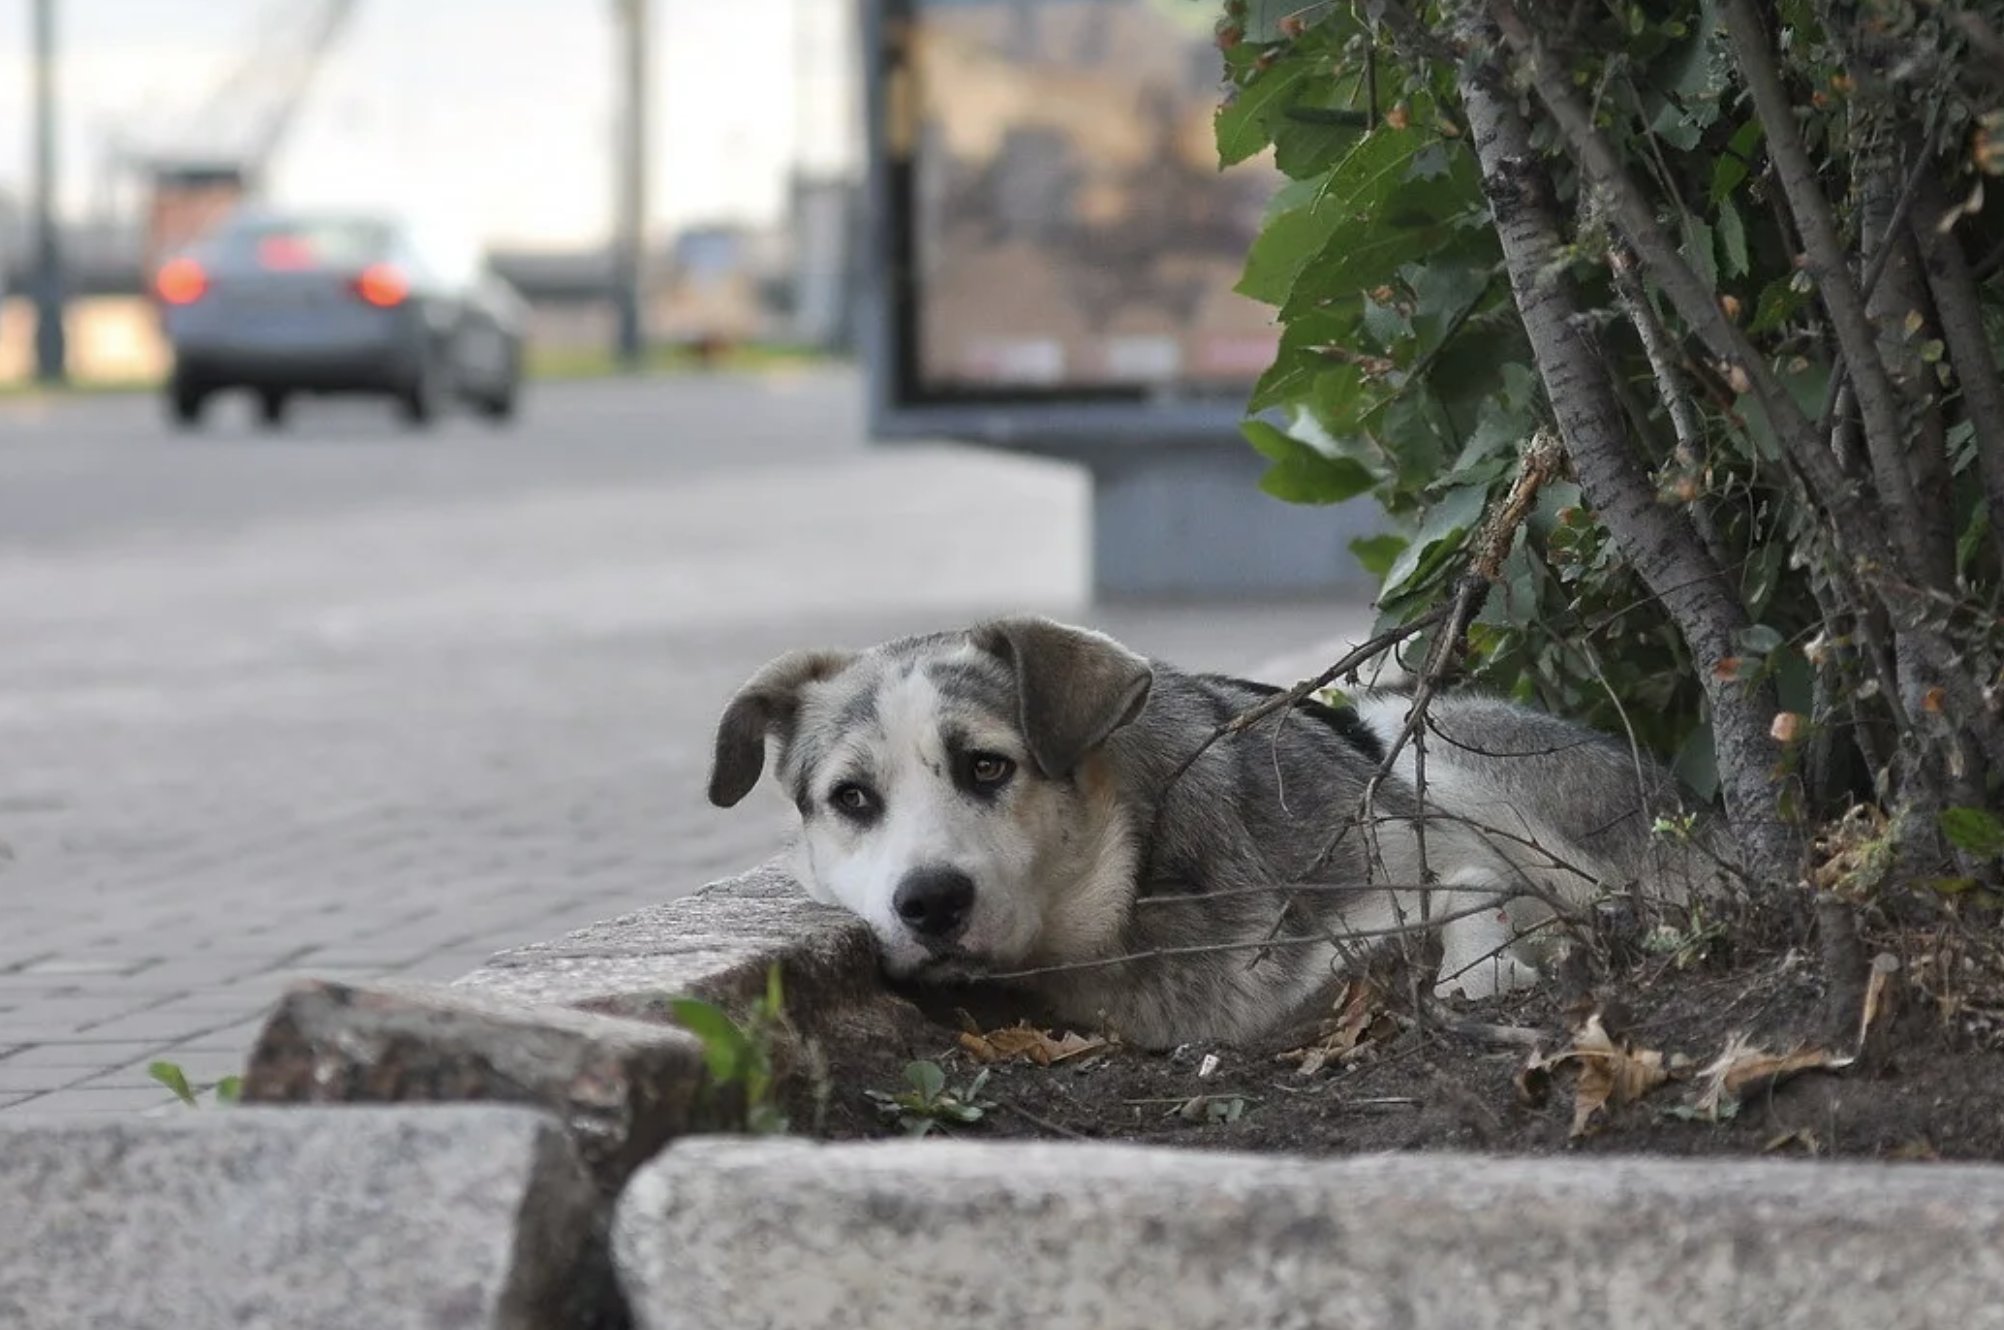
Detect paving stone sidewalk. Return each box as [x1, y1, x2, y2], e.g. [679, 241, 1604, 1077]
[0, 374, 1366, 1115]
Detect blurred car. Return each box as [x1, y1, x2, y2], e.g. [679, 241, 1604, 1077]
[152, 209, 527, 430]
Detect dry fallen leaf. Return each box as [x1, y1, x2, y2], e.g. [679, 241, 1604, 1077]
[957, 1022, 1105, 1067]
[1763, 1126, 1822, 1155]
[1513, 1014, 1668, 1137]
[1857, 953, 1900, 1050]
[1770, 711, 1805, 744]
[1690, 1032, 1849, 1121]
[1275, 981, 1389, 1076]
[1566, 1013, 1669, 1138]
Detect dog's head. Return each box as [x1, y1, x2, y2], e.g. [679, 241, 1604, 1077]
[708, 616, 1153, 979]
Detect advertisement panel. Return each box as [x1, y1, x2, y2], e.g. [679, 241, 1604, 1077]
[867, 0, 1277, 447]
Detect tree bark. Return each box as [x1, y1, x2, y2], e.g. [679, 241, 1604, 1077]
[1484, 0, 2004, 777]
[1454, 34, 1799, 886]
[1912, 174, 2004, 573]
[1721, 0, 1946, 592]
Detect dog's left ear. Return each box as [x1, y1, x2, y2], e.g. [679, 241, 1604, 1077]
[709, 649, 855, 808]
[973, 617, 1153, 779]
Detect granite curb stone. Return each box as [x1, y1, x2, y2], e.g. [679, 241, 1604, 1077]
[0, 1106, 606, 1330]
[242, 978, 709, 1185]
[615, 1138, 2004, 1330]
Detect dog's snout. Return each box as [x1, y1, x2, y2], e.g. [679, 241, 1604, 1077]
[893, 867, 975, 941]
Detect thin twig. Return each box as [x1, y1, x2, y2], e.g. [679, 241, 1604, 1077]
[985, 901, 1506, 982]
[994, 1096, 1089, 1140]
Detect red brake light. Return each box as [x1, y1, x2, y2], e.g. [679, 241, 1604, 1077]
[353, 263, 410, 308]
[154, 257, 208, 306]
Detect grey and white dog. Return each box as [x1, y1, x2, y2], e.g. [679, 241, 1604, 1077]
[709, 616, 1723, 1048]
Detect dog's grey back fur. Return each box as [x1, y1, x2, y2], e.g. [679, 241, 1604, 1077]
[1002, 671, 1722, 1045]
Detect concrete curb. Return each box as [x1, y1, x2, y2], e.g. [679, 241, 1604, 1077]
[242, 978, 710, 1186]
[0, 1106, 606, 1330]
[454, 858, 875, 1017]
[240, 861, 902, 1183]
[616, 1137, 2004, 1330]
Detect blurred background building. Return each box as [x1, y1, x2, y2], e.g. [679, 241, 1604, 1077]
[0, 0, 864, 385]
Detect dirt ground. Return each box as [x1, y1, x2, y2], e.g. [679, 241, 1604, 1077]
[790, 897, 2004, 1163]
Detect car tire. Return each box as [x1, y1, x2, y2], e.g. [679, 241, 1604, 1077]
[167, 379, 208, 431]
[474, 379, 519, 424]
[398, 348, 443, 429]
[257, 391, 290, 430]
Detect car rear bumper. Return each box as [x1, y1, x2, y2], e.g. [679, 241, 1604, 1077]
[171, 343, 417, 393]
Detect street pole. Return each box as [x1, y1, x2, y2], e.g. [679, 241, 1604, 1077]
[613, 0, 650, 370]
[30, 0, 67, 385]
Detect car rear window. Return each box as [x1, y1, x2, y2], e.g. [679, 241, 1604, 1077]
[216, 219, 393, 268]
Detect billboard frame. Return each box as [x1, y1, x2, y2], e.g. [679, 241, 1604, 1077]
[859, 0, 1258, 454]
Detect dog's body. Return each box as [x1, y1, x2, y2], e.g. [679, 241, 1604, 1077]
[710, 617, 1727, 1048]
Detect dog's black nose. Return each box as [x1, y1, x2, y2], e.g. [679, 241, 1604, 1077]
[893, 867, 975, 941]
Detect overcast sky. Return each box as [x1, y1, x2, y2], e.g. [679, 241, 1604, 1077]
[0, 0, 855, 248]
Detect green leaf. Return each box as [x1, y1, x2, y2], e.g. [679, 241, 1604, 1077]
[1272, 80, 1369, 178]
[1381, 483, 1486, 598]
[904, 1060, 947, 1103]
[1712, 119, 1764, 204]
[1940, 807, 2004, 858]
[1245, 308, 1355, 412]
[763, 963, 785, 1018]
[1717, 197, 1749, 278]
[1241, 419, 1303, 463]
[1216, 59, 1310, 167]
[1748, 277, 1807, 333]
[1259, 452, 1379, 504]
[1359, 294, 1414, 349]
[1958, 503, 1991, 578]
[1276, 131, 1484, 318]
[149, 1061, 198, 1107]
[1350, 533, 1410, 577]
[1672, 723, 1720, 803]
[1734, 624, 1784, 656]
[667, 998, 748, 1085]
[1406, 261, 1490, 349]
[213, 1075, 243, 1105]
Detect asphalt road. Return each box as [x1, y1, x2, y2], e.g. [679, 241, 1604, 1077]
[0, 370, 1365, 1115]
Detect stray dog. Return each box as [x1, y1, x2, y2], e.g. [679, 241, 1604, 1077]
[709, 616, 1725, 1048]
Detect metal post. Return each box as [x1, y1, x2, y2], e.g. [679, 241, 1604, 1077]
[30, 0, 67, 385]
[612, 0, 650, 370]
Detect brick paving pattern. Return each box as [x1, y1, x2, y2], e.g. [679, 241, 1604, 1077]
[0, 372, 1356, 1114]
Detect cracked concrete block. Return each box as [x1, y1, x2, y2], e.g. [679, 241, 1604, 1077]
[0, 1106, 606, 1330]
[243, 978, 707, 1184]
[616, 1138, 2004, 1330]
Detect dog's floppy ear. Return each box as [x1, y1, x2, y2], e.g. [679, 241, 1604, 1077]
[709, 649, 854, 808]
[973, 617, 1153, 779]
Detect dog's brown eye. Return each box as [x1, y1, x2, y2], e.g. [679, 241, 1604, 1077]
[969, 754, 1015, 787]
[831, 783, 876, 816]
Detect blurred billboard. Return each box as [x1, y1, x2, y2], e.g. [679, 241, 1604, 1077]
[866, 0, 1277, 447]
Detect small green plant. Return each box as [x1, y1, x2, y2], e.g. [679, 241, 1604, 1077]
[148, 1061, 241, 1108]
[1640, 905, 1730, 971]
[668, 965, 794, 1134]
[865, 1060, 997, 1137]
